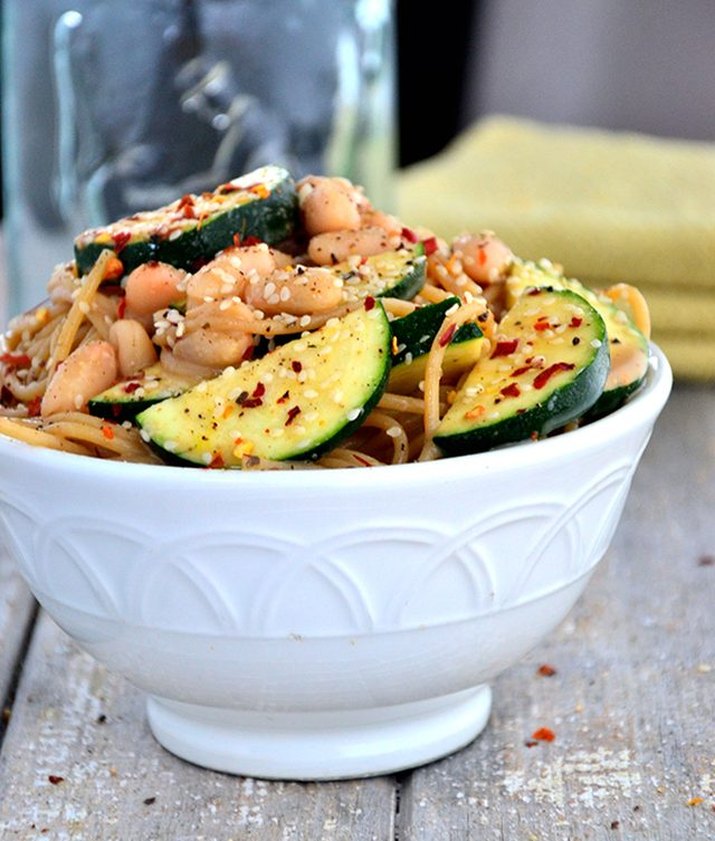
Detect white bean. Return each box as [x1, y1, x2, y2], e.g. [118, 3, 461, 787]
[108, 319, 158, 377]
[308, 226, 402, 266]
[41, 341, 118, 416]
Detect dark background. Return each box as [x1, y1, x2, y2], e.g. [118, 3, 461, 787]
[396, 0, 477, 167]
[2, 1, 713, 208]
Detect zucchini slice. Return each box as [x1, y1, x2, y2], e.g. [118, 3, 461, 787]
[506, 259, 649, 417]
[433, 288, 609, 455]
[332, 249, 426, 304]
[88, 363, 199, 422]
[388, 297, 487, 394]
[74, 166, 298, 275]
[136, 303, 392, 466]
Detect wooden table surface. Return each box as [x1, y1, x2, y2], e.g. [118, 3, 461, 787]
[0, 380, 712, 840]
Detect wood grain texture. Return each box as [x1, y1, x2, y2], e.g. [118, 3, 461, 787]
[398, 384, 715, 840]
[0, 385, 712, 841]
[0, 546, 36, 716]
[0, 610, 396, 840]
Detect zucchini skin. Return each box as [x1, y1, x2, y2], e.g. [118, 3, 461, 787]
[88, 364, 197, 423]
[388, 297, 486, 394]
[434, 289, 610, 456]
[136, 304, 392, 467]
[334, 249, 426, 303]
[506, 259, 648, 416]
[74, 167, 298, 275]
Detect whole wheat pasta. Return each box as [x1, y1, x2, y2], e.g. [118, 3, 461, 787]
[0, 187, 523, 469]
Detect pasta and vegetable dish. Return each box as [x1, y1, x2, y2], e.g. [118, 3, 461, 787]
[0, 166, 651, 469]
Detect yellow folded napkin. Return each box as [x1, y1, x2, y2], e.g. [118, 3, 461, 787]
[397, 115, 715, 380]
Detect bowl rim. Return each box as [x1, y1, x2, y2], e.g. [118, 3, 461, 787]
[0, 343, 672, 487]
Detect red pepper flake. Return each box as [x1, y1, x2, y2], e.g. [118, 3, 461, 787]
[533, 317, 553, 332]
[477, 245, 487, 266]
[569, 316, 583, 328]
[123, 381, 141, 394]
[101, 424, 115, 441]
[48, 775, 65, 785]
[533, 362, 575, 390]
[421, 236, 438, 255]
[177, 194, 194, 209]
[208, 452, 225, 469]
[364, 296, 376, 311]
[491, 339, 519, 358]
[117, 296, 127, 319]
[291, 360, 303, 373]
[400, 226, 418, 243]
[537, 663, 557, 677]
[512, 364, 535, 377]
[26, 397, 42, 417]
[112, 231, 131, 252]
[277, 390, 290, 404]
[0, 352, 32, 368]
[500, 383, 521, 399]
[232, 233, 262, 248]
[531, 726, 556, 742]
[236, 386, 264, 409]
[285, 406, 302, 426]
[353, 454, 372, 467]
[439, 323, 457, 347]
[527, 287, 543, 296]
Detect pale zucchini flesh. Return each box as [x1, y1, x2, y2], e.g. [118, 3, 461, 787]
[506, 259, 648, 415]
[434, 288, 609, 454]
[88, 363, 198, 422]
[74, 165, 298, 275]
[136, 303, 392, 466]
[388, 297, 487, 394]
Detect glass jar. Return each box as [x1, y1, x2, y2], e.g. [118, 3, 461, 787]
[2, 0, 396, 315]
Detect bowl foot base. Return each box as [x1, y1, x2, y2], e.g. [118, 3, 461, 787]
[146, 684, 492, 780]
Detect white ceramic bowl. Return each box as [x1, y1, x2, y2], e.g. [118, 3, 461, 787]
[0, 347, 671, 780]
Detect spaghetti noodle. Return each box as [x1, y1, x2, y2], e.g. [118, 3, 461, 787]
[0, 173, 565, 468]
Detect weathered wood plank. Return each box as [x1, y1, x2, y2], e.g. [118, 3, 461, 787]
[398, 384, 715, 840]
[0, 610, 396, 840]
[0, 545, 37, 716]
[1, 385, 712, 840]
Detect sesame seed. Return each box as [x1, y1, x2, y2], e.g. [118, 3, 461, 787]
[346, 407, 362, 421]
[386, 426, 401, 438]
